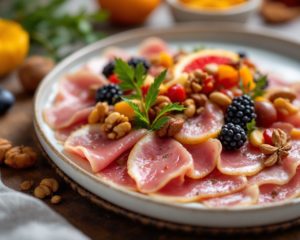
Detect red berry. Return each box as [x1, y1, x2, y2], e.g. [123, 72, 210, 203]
[141, 85, 150, 96]
[263, 128, 274, 145]
[108, 74, 121, 84]
[167, 84, 186, 102]
[202, 76, 215, 94]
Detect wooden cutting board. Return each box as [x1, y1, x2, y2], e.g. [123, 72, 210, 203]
[1, 74, 300, 240]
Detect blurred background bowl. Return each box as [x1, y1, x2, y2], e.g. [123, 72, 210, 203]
[167, 0, 261, 22]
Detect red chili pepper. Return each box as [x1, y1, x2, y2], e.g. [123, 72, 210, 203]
[166, 84, 186, 102]
[263, 128, 274, 145]
[108, 74, 121, 84]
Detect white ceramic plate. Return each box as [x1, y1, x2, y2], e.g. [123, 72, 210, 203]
[34, 23, 300, 228]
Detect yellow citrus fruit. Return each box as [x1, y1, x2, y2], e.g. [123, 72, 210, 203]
[0, 19, 29, 76]
[98, 0, 161, 26]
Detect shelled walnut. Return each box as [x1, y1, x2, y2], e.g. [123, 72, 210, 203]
[149, 96, 171, 120]
[102, 112, 132, 139]
[185, 70, 207, 94]
[5, 146, 37, 169]
[88, 102, 109, 124]
[0, 138, 12, 164]
[157, 117, 184, 137]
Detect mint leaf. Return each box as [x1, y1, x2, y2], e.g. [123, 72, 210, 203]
[145, 70, 167, 111]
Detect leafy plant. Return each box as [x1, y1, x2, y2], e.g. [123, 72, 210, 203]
[114, 59, 185, 130]
[0, 0, 107, 61]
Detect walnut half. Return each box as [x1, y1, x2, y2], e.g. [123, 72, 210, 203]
[157, 117, 184, 137]
[102, 112, 132, 140]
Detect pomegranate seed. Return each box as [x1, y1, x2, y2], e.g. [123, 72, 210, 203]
[263, 128, 274, 145]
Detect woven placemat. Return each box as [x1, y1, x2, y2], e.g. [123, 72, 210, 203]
[39, 144, 300, 235]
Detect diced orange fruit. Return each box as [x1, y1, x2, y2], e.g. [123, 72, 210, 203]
[239, 65, 255, 92]
[114, 101, 135, 120]
[291, 128, 300, 139]
[217, 64, 239, 88]
[159, 52, 173, 68]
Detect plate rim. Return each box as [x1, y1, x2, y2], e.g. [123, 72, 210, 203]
[34, 23, 300, 216]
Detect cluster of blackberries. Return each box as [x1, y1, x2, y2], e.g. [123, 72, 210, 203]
[219, 95, 256, 150]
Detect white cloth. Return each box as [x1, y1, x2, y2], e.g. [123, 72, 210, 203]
[0, 180, 88, 240]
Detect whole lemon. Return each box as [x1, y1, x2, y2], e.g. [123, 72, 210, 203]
[98, 0, 161, 26]
[0, 19, 29, 76]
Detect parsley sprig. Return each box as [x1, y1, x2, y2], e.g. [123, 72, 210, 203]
[114, 59, 185, 130]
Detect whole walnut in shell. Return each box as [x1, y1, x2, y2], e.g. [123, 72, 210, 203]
[18, 56, 55, 93]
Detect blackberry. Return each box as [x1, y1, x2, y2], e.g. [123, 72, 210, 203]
[128, 57, 150, 71]
[225, 95, 256, 129]
[102, 61, 115, 78]
[238, 51, 247, 59]
[218, 123, 247, 150]
[95, 84, 123, 105]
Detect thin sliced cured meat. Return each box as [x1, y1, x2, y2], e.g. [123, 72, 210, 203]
[139, 37, 169, 59]
[128, 133, 193, 193]
[103, 47, 129, 60]
[175, 102, 224, 144]
[259, 167, 300, 204]
[249, 140, 300, 186]
[44, 70, 106, 129]
[203, 185, 259, 207]
[152, 169, 247, 202]
[218, 142, 265, 176]
[271, 122, 293, 135]
[185, 139, 221, 179]
[65, 124, 147, 172]
[98, 151, 136, 190]
[279, 112, 300, 128]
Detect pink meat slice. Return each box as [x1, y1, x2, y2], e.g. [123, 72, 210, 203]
[271, 122, 293, 135]
[218, 142, 265, 176]
[249, 140, 300, 186]
[65, 124, 147, 172]
[279, 112, 300, 128]
[128, 133, 193, 193]
[185, 139, 221, 179]
[258, 167, 300, 204]
[98, 151, 136, 190]
[44, 70, 106, 129]
[152, 169, 247, 202]
[203, 185, 259, 207]
[139, 37, 169, 59]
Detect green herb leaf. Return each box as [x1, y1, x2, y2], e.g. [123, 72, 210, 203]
[145, 70, 167, 111]
[122, 98, 149, 127]
[115, 59, 136, 91]
[135, 63, 146, 88]
[246, 119, 256, 135]
[251, 75, 268, 99]
[151, 116, 170, 131]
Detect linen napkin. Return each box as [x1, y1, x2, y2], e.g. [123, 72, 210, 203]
[0, 178, 88, 240]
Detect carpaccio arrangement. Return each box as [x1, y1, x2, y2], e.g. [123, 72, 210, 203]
[44, 37, 300, 207]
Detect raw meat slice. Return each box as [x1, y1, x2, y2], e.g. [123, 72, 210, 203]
[139, 37, 169, 59]
[203, 185, 259, 207]
[249, 140, 300, 186]
[259, 167, 300, 204]
[185, 139, 221, 179]
[44, 70, 106, 129]
[128, 133, 193, 193]
[175, 102, 224, 144]
[65, 124, 147, 172]
[218, 142, 265, 176]
[98, 151, 136, 190]
[152, 169, 247, 202]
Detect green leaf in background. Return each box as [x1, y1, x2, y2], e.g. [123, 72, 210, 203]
[151, 116, 170, 131]
[0, 0, 108, 61]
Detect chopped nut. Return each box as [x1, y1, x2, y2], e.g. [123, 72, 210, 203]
[183, 98, 196, 118]
[51, 195, 62, 204]
[0, 138, 12, 164]
[273, 97, 298, 116]
[88, 102, 109, 124]
[157, 117, 184, 137]
[5, 146, 37, 169]
[190, 93, 207, 115]
[40, 178, 59, 193]
[102, 112, 132, 140]
[185, 70, 206, 94]
[209, 91, 232, 108]
[34, 185, 52, 199]
[149, 96, 171, 120]
[20, 180, 34, 191]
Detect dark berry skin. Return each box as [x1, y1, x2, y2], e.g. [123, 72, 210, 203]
[0, 88, 15, 115]
[128, 57, 150, 71]
[225, 95, 256, 129]
[218, 123, 247, 150]
[238, 51, 247, 59]
[102, 61, 115, 78]
[95, 84, 123, 105]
